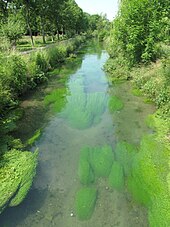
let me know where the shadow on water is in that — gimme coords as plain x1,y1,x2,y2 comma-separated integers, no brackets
0,40,155,227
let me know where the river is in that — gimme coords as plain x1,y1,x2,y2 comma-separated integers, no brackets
0,41,155,227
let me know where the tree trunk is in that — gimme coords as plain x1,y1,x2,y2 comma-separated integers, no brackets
28,23,34,46
25,6,34,46
41,17,46,44
52,34,55,42
57,30,60,40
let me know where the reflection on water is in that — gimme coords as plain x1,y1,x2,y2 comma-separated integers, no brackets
0,42,155,227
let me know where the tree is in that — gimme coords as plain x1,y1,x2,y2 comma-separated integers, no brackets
0,13,25,47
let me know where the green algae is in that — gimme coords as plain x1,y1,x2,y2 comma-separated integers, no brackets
131,88,143,97
44,88,68,113
78,159,94,185
146,112,170,145
61,90,107,129
89,145,114,177
109,96,124,112
78,149,95,185
0,149,38,213
75,187,97,220
127,134,170,226
115,142,137,177
108,161,124,191
26,129,41,146
148,194,170,227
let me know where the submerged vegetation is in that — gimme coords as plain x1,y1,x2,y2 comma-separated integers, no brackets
108,96,124,113
75,187,97,220
61,78,108,129
0,149,38,213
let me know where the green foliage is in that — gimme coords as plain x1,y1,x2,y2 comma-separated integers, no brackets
4,54,27,96
108,0,170,65
131,59,170,115
47,46,67,68
104,56,130,82
89,145,114,177
0,149,38,213
35,52,49,73
0,13,25,47
75,187,97,220
109,96,124,112
108,161,124,191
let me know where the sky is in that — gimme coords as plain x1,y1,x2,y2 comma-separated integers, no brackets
75,0,119,21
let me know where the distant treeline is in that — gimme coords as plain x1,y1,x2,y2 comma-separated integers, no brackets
0,0,110,46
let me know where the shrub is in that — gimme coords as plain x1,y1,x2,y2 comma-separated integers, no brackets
35,52,49,73
5,54,27,96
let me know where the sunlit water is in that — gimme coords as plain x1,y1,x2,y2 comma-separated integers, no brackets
0,42,155,227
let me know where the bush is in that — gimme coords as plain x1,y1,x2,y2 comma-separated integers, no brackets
5,54,27,96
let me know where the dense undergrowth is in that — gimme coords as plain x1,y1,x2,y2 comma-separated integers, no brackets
0,35,86,213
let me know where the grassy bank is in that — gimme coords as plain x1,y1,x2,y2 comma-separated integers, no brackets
0,35,87,213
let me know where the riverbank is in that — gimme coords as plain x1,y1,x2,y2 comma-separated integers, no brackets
104,53,170,226
0,35,87,214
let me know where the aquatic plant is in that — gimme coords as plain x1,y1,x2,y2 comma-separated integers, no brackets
115,142,137,176
78,147,94,185
78,159,94,185
146,112,170,145
108,161,124,191
148,194,170,227
131,88,143,97
75,187,97,220
109,95,124,112
0,149,38,213
61,89,107,129
127,135,170,225
26,129,41,146
44,88,68,113
89,145,114,177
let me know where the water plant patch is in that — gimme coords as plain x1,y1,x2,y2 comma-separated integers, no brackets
0,149,38,213
108,161,124,191
109,96,124,112
75,187,97,220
